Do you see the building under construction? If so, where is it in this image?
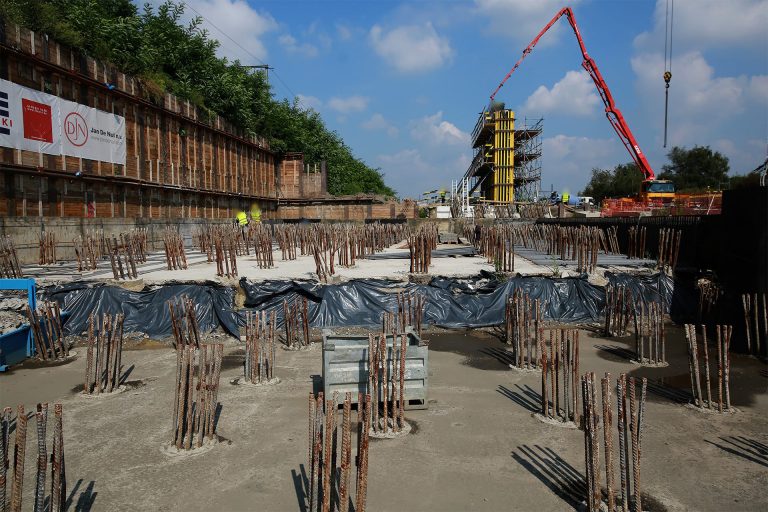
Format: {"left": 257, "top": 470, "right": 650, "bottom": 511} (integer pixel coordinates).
{"left": 462, "top": 104, "right": 541, "bottom": 204}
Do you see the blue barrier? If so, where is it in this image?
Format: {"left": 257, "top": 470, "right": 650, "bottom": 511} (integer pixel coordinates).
{"left": 0, "top": 278, "right": 38, "bottom": 371}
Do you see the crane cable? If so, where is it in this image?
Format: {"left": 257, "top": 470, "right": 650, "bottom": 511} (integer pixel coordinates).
{"left": 663, "top": 0, "right": 674, "bottom": 148}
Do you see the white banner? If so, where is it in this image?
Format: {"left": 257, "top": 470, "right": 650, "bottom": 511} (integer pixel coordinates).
{"left": 0, "top": 78, "right": 125, "bottom": 165}
{"left": 60, "top": 98, "right": 126, "bottom": 164}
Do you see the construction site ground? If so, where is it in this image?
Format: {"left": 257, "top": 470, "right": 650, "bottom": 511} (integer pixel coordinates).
{"left": 18, "top": 241, "right": 654, "bottom": 285}
{"left": 2, "top": 325, "right": 766, "bottom": 512}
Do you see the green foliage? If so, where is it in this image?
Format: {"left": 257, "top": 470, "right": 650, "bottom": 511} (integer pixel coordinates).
{"left": 658, "top": 146, "right": 730, "bottom": 191}
{"left": 580, "top": 163, "right": 643, "bottom": 202}
{"left": 0, "top": 0, "right": 394, "bottom": 196}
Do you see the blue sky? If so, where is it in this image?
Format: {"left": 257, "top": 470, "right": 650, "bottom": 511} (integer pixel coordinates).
{"left": 162, "top": 0, "right": 767, "bottom": 198}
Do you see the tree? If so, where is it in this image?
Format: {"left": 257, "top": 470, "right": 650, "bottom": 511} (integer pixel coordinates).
{"left": 658, "top": 146, "right": 730, "bottom": 191}
{"left": 580, "top": 163, "right": 643, "bottom": 202}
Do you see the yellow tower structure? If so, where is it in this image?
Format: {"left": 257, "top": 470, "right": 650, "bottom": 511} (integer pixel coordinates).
{"left": 489, "top": 109, "right": 515, "bottom": 202}
{"left": 463, "top": 104, "right": 542, "bottom": 205}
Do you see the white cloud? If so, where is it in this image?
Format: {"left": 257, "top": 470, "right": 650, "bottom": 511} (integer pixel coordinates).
{"left": 362, "top": 113, "right": 399, "bottom": 137}
{"left": 376, "top": 146, "right": 469, "bottom": 198}
{"left": 410, "top": 112, "right": 469, "bottom": 146}
{"left": 634, "top": 0, "right": 768, "bottom": 52}
{"left": 369, "top": 23, "right": 453, "bottom": 73}
{"left": 296, "top": 94, "right": 323, "bottom": 111}
{"left": 327, "top": 95, "right": 369, "bottom": 114}
{"left": 522, "top": 70, "right": 600, "bottom": 116}
{"left": 336, "top": 24, "right": 353, "bottom": 41}
{"left": 278, "top": 33, "right": 319, "bottom": 58}
{"left": 631, "top": 51, "right": 757, "bottom": 140}
{"left": 182, "top": 0, "right": 277, "bottom": 61}
{"left": 630, "top": 49, "right": 767, "bottom": 180}
{"left": 474, "top": 0, "right": 582, "bottom": 43}
{"left": 748, "top": 76, "right": 768, "bottom": 104}
{"left": 542, "top": 135, "right": 626, "bottom": 193}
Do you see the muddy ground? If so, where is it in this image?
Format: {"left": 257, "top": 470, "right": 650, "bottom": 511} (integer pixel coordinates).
{"left": 1, "top": 324, "right": 766, "bottom": 511}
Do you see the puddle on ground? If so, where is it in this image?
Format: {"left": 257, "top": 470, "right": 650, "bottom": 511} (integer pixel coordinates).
{"left": 220, "top": 354, "right": 244, "bottom": 371}
{"left": 2, "top": 355, "right": 77, "bottom": 374}
{"left": 428, "top": 333, "right": 510, "bottom": 371}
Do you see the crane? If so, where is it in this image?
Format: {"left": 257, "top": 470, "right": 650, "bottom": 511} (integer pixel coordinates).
{"left": 490, "top": 6, "right": 675, "bottom": 204}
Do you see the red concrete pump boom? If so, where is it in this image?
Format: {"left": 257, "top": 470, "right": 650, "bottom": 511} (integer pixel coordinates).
{"left": 490, "top": 7, "right": 656, "bottom": 181}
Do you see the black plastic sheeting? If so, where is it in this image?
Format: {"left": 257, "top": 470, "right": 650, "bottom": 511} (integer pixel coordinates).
{"left": 44, "top": 273, "right": 683, "bottom": 338}
{"left": 238, "top": 274, "right": 607, "bottom": 329}
{"left": 44, "top": 281, "right": 239, "bottom": 337}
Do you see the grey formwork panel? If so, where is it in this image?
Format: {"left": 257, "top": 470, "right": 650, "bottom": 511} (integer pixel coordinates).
{"left": 322, "top": 328, "right": 428, "bottom": 410}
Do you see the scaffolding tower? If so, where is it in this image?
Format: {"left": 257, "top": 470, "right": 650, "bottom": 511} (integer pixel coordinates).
{"left": 458, "top": 105, "right": 542, "bottom": 204}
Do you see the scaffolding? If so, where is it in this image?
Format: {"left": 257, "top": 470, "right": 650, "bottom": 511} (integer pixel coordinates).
{"left": 458, "top": 105, "right": 542, "bottom": 205}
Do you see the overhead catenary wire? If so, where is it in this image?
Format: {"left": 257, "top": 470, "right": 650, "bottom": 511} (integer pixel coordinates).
{"left": 179, "top": 1, "right": 305, "bottom": 110}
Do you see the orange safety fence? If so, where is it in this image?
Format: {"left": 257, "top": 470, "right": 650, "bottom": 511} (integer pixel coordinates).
{"left": 601, "top": 193, "right": 722, "bottom": 217}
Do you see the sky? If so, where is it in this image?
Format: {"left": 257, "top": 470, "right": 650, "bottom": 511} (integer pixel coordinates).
{"left": 154, "top": 0, "right": 767, "bottom": 198}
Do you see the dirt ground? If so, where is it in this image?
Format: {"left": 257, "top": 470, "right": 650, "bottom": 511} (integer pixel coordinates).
{"left": 1, "top": 324, "right": 766, "bottom": 511}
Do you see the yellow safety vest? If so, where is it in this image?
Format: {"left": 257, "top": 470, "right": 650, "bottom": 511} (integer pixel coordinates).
{"left": 236, "top": 212, "right": 248, "bottom": 226}
{"left": 562, "top": 193, "right": 570, "bottom": 203}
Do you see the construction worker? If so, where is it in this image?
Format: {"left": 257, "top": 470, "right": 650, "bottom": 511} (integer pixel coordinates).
{"left": 250, "top": 204, "right": 262, "bottom": 224}
{"left": 439, "top": 189, "right": 447, "bottom": 204}
{"left": 562, "top": 192, "right": 570, "bottom": 204}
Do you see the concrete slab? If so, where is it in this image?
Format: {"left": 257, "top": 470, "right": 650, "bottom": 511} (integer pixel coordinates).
{"left": 1, "top": 325, "right": 765, "bottom": 511}
{"left": 20, "top": 243, "right": 553, "bottom": 284}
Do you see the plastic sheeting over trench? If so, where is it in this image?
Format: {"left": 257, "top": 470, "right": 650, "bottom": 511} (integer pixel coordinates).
{"left": 44, "top": 272, "right": 682, "bottom": 338}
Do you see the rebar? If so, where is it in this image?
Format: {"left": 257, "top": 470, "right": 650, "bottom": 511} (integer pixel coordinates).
{"left": 25, "top": 302, "right": 67, "bottom": 361}
{"left": 162, "top": 227, "right": 188, "bottom": 270}
{"left": 539, "top": 328, "right": 579, "bottom": 423}
{"left": 685, "top": 324, "right": 733, "bottom": 412}
{"left": 633, "top": 300, "right": 666, "bottom": 364}
{"left": 33, "top": 404, "right": 48, "bottom": 512}
{"left": 38, "top": 232, "right": 57, "bottom": 265}
{"left": 506, "top": 291, "right": 542, "bottom": 369}
{"left": 245, "top": 310, "right": 277, "bottom": 383}
{"left": 172, "top": 342, "right": 223, "bottom": 449}
{"left": 0, "top": 236, "right": 23, "bottom": 278}
{"left": 10, "top": 406, "right": 26, "bottom": 512}
{"left": 83, "top": 313, "right": 125, "bottom": 394}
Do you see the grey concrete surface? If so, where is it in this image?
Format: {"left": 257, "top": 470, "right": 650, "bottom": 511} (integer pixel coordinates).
{"left": 1, "top": 325, "right": 765, "bottom": 511}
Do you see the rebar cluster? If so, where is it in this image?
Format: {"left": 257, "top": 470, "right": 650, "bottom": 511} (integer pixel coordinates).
{"left": 408, "top": 224, "right": 437, "bottom": 274}
{"left": 84, "top": 313, "right": 125, "bottom": 394}
{"left": 634, "top": 301, "right": 666, "bottom": 365}
{"left": 741, "top": 292, "right": 766, "bottom": 356}
{"left": 25, "top": 301, "right": 67, "bottom": 361}
{"left": 162, "top": 228, "right": 188, "bottom": 270}
{"left": 582, "top": 373, "right": 647, "bottom": 512}
{"left": 505, "top": 290, "right": 543, "bottom": 369}
{"left": 38, "top": 231, "right": 56, "bottom": 265}
{"left": 244, "top": 310, "right": 277, "bottom": 383}
{"left": 0, "top": 236, "right": 22, "bottom": 278}
{"left": 604, "top": 285, "right": 634, "bottom": 337}
{"left": 685, "top": 324, "right": 733, "bottom": 412}
{"left": 367, "top": 333, "right": 408, "bottom": 433}
{"left": 172, "top": 343, "right": 223, "bottom": 449}
{"left": 656, "top": 227, "right": 681, "bottom": 271}
{"left": 1, "top": 403, "right": 66, "bottom": 512}
{"left": 540, "top": 328, "right": 580, "bottom": 423}
{"left": 283, "top": 298, "right": 311, "bottom": 349}
{"left": 307, "top": 392, "right": 371, "bottom": 512}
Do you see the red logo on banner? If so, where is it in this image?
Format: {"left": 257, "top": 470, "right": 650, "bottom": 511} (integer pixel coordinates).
{"left": 21, "top": 98, "right": 53, "bottom": 143}
{"left": 64, "top": 112, "right": 89, "bottom": 147}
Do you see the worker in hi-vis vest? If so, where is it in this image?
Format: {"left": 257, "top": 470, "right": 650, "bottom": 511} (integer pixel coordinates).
{"left": 561, "top": 192, "right": 570, "bottom": 204}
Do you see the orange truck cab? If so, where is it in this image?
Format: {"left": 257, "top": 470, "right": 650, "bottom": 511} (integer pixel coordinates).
{"left": 639, "top": 180, "right": 675, "bottom": 204}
